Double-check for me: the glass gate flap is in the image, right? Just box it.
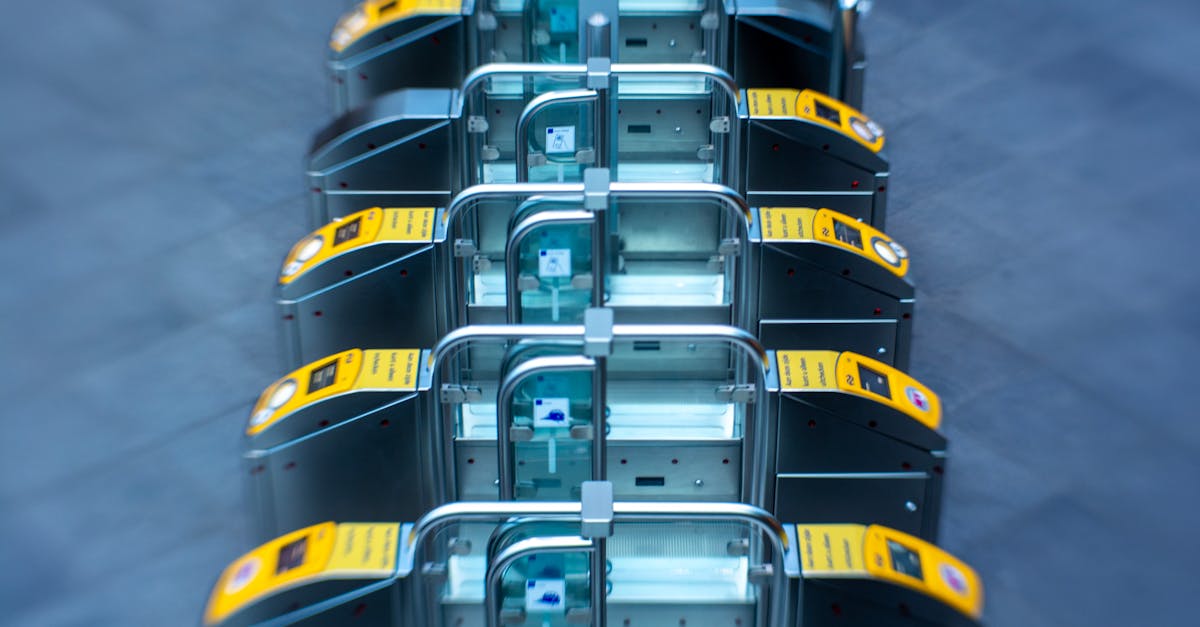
[500,359,596,500]
[509,212,596,324]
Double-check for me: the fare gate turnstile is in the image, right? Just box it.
[327,0,867,113]
[276,181,912,370]
[306,63,886,229]
[203,500,983,627]
[245,320,945,542]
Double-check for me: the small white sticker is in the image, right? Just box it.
[525,578,566,613]
[533,398,571,428]
[249,409,273,428]
[224,557,261,595]
[904,386,931,412]
[538,248,572,278]
[545,126,576,154]
[939,563,970,596]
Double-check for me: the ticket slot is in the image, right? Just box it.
[279,208,389,285]
[756,206,913,367]
[793,526,982,627]
[331,0,464,53]
[246,349,421,445]
[204,523,339,625]
[248,350,365,437]
[277,208,439,368]
[744,90,888,228]
[774,351,946,540]
[863,525,983,621]
[245,351,429,539]
[835,352,941,431]
[746,89,883,152]
[759,207,909,280]
[204,522,404,626]
[277,207,437,370]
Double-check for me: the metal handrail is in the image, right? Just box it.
[455,62,740,115]
[456,63,589,116]
[609,62,739,106]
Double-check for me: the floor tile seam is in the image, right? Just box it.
[7,190,309,310]
[0,399,251,507]
[934,306,1181,433]
[4,521,232,625]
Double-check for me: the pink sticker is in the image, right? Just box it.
[905,386,930,412]
[939,562,969,596]
[225,557,261,595]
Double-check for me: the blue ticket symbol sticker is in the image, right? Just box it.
[224,557,261,595]
[545,126,576,154]
[538,248,572,278]
[534,398,571,428]
[939,563,970,596]
[904,386,931,412]
[526,578,566,613]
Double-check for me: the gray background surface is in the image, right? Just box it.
[0,0,1197,624]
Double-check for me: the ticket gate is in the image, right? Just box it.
[276,181,912,370]
[327,0,867,113]
[307,63,886,229]
[244,319,945,541]
[203,499,983,626]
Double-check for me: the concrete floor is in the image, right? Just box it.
[0,0,1197,625]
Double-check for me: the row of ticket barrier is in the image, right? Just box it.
[203,1,986,625]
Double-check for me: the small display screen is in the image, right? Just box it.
[308,360,339,394]
[887,540,924,580]
[333,217,362,246]
[276,537,309,574]
[833,221,863,248]
[858,364,891,399]
[813,100,842,125]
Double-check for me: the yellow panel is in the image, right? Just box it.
[834,352,941,430]
[204,522,338,625]
[777,350,840,391]
[331,0,464,52]
[811,209,908,277]
[795,524,868,576]
[760,207,909,278]
[327,523,403,576]
[375,208,436,242]
[759,207,818,241]
[794,90,885,152]
[748,88,885,153]
[864,525,984,620]
[746,88,801,117]
[279,208,385,285]
[247,350,366,436]
[354,349,421,390]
